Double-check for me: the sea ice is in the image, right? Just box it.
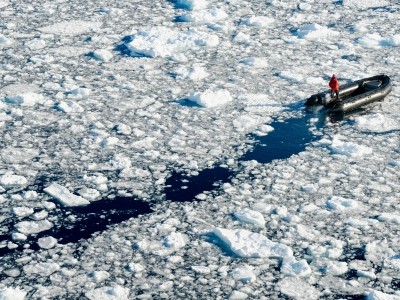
[4,92,44,106]
[56,100,85,113]
[173,64,208,81]
[233,208,265,226]
[176,0,208,10]
[240,57,269,69]
[14,220,53,235]
[180,7,228,24]
[377,213,400,225]
[355,114,400,132]
[366,290,400,300]
[0,287,26,300]
[329,137,372,157]
[38,20,103,36]
[37,236,58,249]
[365,240,395,263]
[93,49,113,62]
[342,0,389,9]
[126,27,219,58]
[23,262,60,277]
[278,277,319,300]
[295,23,339,42]
[0,34,13,46]
[280,257,312,277]
[325,196,359,212]
[88,270,110,283]
[12,207,34,218]
[187,89,233,108]
[85,285,129,300]
[0,174,27,189]
[44,183,90,207]
[242,16,274,27]
[213,227,293,258]
[231,265,256,283]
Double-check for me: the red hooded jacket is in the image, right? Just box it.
[329,75,339,92]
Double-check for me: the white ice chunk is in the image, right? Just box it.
[88,271,110,283]
[176,0,208,10]
[377,213,400,225]
[11,232,27,241]
[12,207,34,218]
[281,257,312,277]
[240,57,268,69]
[23,262,60,277]
[78,188,101,201]
[0,174,28,188]
[37,236,58,249]
[213,228,293,258]
[365,240,395,263]
[70,87,91,98]
[231,265,256,283]
[230,291,248,300]
[56,100,84,113]
[324,261,348,276]
[242,16,274,27]
[14,220,53,235]
[233,115,264,132]
[26,39,46,50]
[357,33,400,49]
[180,7,228,24]
[137,232,186,256]
[234,208,265,226]
[366,290,400,300]
[163,232,186,249]
[191,265,211,274]
[295,23,339,42]
[4,92,44,106]
[384,254,400,270]
[174,64,208,81]
[342,0,389,9]
[85,285,129,300]
[326,196,359,212]
[0,34,13,46]
[93,49,113,62]
[24,191,39,200]
[39,21,102,36]
[188,89,232,108]
[239,94,283,113]
[127,263,145,273]
[126,27,219,58]
[44,183,90,207]
[278,277,319,300]
[329,137,372,157]
[0,287,27,300]
[355,114,400,132]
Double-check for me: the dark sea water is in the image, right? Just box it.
[1,114,319,254]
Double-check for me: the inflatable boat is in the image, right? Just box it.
[305,75,392,113]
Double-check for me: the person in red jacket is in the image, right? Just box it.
[329,74,339,101]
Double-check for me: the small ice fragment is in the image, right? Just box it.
[231,265,256,283]
[37,236,58,249]
[234,208,265,226]
[0,174,28,188]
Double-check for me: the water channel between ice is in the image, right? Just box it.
[1,113,322,255]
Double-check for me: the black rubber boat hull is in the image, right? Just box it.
[305,75,392,113]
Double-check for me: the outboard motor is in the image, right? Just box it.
[305,94,320,106]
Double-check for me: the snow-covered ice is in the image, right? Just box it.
[1,0,400,298]
[44,183,90,207]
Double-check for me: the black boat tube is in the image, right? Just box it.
[332,75,392,113]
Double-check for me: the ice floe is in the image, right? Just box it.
[44,183,90,207]
[126,27,219,58]
[295,23,339,42]
[329,136,373,157]
[38,20,103,36]
[0,287,26,300]
[187,89,233,108]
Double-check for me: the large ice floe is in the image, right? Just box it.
[0,0,400,299]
